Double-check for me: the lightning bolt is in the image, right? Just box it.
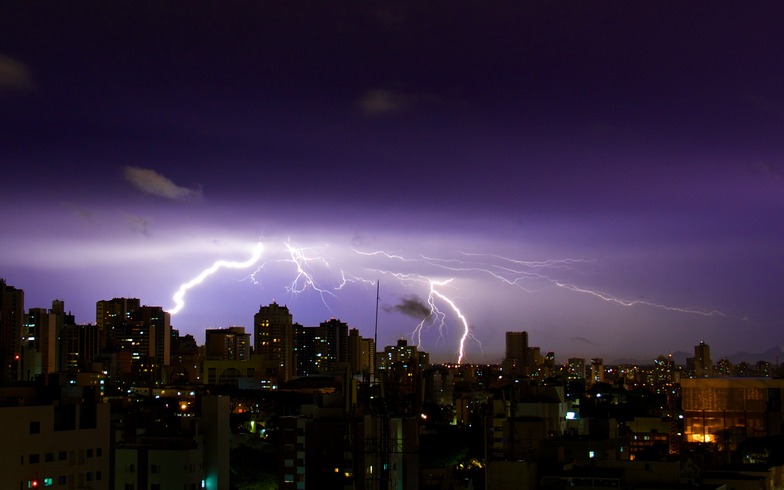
[428,279,478,364]
[168,240,746,365]
[281,241,337,309]
[169,242,264,314]
[552,281,742,319]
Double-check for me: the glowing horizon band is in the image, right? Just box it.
[169,242,264,314]
[166,240,745,365]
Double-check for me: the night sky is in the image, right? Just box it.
[2,2,783,363]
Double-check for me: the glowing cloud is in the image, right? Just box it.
[123,166,202,201]
[0,53,32,91]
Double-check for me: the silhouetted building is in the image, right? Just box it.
[254,302,295,384]
[21,307,57,381]
[96,297,140,350]
[377,338,429,371]
[96,300,171,381]
[169,330,200,383]
[503,331,528,376]
[205,326,251,361]
[0,386,110,489]
[114,395,229,490]
[59,323,100,372]
[293,319,350,376]
[568,357,586,380]
[0,279,24,382]
[349,328,375,378]
[694,340,713,378]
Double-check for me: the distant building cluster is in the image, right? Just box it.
[2,277,784,489]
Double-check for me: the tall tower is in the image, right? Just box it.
[254,303,294,383]
[21,307,58,381]
[504,331,528,376]
[320,318,349,368]
[694,341,713,378]
[132,305,171,368]
[0,279,24,382]
[590,358,605,385]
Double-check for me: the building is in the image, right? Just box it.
[503,331,528,376]
[348,328,375,378]
[681,377,784,450]
[59,322,100,372]
[169,330,200,383]
[95,300,171,381]
[96,297,141,350]
[294,319,350,376]
[693,341,713,378]
[21,307,58,381]
[0,279,24,382]
[254,302,295,383]
[567,358,586,380]
[590,358,605,385]
[205,326,251,361]
[114,395,229,490]
[0,386,110,490]
[377,338,429,371]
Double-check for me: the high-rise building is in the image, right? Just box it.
[0,279,24,382]
[694,341,713,378]
[169,331,200,383]
[254,303,294,383]
[21,307,58,381]
[590,358,605,385]
[504,330,539,376]
[567,358,586,380]
[205,326,251,361]
[319,318,349,368]
[349,328,375,377]
[96,299,170,380]
[131,305,171,368]
[293,319,350,376]
[96,297,141,350]
[59,323,100,372]
[505,331,528,364]
[377,338,429,371]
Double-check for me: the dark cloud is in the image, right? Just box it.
[384,295,431,319]
[571,337,594,345]
[125,213,151,237]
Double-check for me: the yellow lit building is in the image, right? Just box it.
[681,378,784,449]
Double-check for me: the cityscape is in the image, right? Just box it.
[3,277,784,489]
[2,2,784,489]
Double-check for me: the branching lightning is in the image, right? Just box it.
[169,240,745,364]
[281,242,336,309]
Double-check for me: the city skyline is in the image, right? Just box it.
[1,3,783,363]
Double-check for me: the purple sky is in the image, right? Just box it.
[1,2,783,363]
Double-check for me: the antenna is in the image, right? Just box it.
[373,280,379,383]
